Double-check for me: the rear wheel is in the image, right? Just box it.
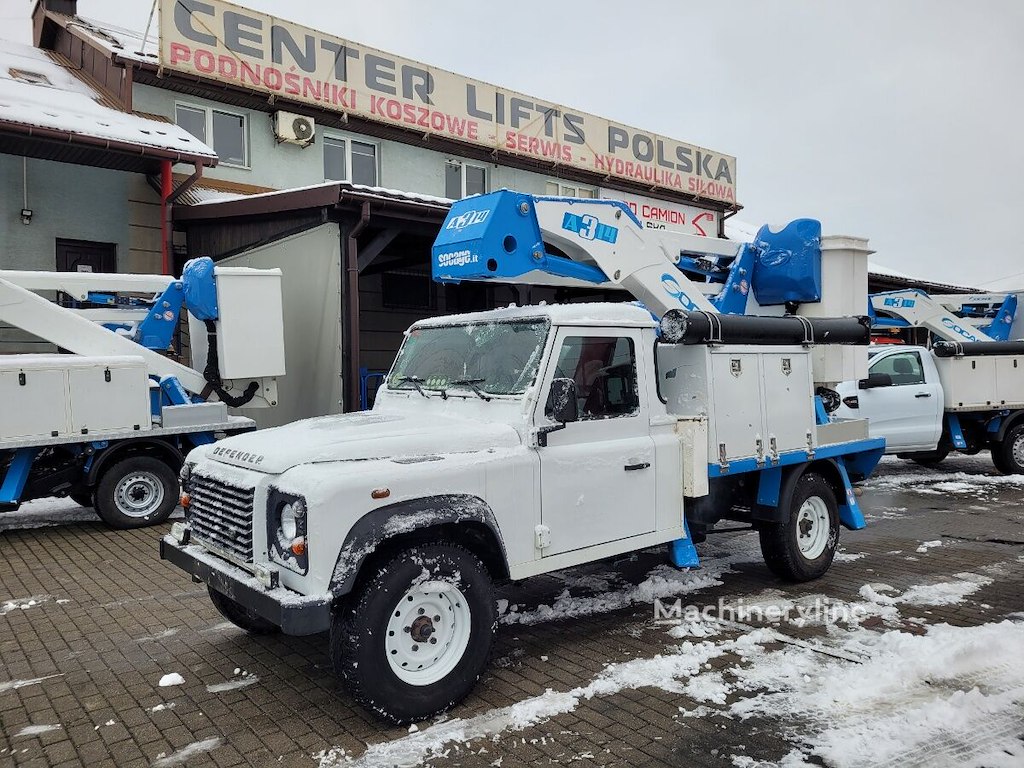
[760,472,839,582]
[95,456,178,529]
[207,587,279,635]
[331,542,496,724]
[993,425,1024,475]
[68,489,93,508]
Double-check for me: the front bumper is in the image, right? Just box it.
[160,536,331,636]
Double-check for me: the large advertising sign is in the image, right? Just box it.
[159,0,737,204]
[600,190,721,237]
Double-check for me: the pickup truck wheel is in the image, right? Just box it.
[759,473,839,583]
[331,543,496,724]
[901,447,950,467]
[207,586,279,634]
[94,456,179,529]
[993,425,1024,475]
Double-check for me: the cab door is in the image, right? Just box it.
[534,328,657,556]
[859,349,942,451]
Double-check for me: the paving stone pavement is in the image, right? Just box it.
[0,455,1022,767]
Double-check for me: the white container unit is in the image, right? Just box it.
[0,355,151,442]
[934,354,1024,411]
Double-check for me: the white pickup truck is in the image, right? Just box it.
[834,344,1024,473]
[162,300,884,723]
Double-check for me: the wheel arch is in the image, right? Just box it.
[753,460,845,524]
[87,438,185,486]
[995,410,1024,444]
[329,494,509,599]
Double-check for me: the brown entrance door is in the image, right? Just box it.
[55,239,117,274]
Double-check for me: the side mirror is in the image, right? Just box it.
[858,372,893,390]
[545,377,579,424]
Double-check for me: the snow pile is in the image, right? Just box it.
[13,724,63,737]
[330,639,730,768]
[730,621,1024,768]
[158,673,184,687]
[206,670,259,693]
[151,737,224,767]
[0,595,52,616]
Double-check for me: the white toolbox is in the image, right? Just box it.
[0,355,151,442]
[934,354,1024,411]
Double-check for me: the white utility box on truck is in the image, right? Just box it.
[0,259,285,529]
[162,191,884,724]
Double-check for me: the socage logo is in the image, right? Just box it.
[437,250,479,268]
[446,209,489,231]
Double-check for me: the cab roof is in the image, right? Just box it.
[412,302,658,329]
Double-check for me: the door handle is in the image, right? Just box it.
[915,393,932,398]
[624,462,650,471]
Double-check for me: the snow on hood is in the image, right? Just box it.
[205,412,520,474]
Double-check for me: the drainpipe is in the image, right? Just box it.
[160,160,173,275]
[343,202,371,412]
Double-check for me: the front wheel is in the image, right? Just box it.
[759,472,840,582]
[95,456,179,529]
[993,425,1024,475]
[331,543,496,724]
[208,587,279,635]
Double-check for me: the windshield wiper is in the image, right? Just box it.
[398,376,429,398]
[451,378,492,402]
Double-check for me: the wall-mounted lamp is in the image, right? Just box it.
[21,208,33,225]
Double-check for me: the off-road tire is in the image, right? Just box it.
[993,425,1024,475]
[69,489,94,508]
[207,586,279,634]
[94,456,178,529]
[759,472,840,582]
[331,542,496,724]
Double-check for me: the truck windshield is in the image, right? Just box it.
[388,319,550,396]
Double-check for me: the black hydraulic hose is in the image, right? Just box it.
[202,320,260,408]
[933,340,1024,357]
[661,310,872,346]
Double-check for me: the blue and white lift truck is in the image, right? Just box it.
[162,191,884,722]
[0,260,284,528]
[836,288,1024,472]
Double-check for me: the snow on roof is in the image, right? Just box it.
[70,15,158,64]
[0,39,215,161]
[413,302,656,329]
[185,180,452,210]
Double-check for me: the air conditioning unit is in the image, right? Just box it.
[273,111,315,146]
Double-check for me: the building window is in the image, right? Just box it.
[324,137,379,186]
[545,181,596,198]
[175,103,248,167]
[445,161,488,199]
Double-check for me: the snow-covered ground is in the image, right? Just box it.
[0,497,183,532]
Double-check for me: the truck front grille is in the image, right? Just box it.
[186,472,255,564]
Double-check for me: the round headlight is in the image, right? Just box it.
[179,463,192,485]
[280,503,298,540]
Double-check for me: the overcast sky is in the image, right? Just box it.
[4,1,1023,289]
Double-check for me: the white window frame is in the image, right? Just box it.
[446,160,488,199]
[546,180,596,198]
[323,134,380,186]
[175,101,249,169]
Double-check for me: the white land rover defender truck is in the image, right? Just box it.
[161,191,883,723]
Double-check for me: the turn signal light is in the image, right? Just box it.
[290,537,307,556]
[371,488,391,499]
[180,492,191,508]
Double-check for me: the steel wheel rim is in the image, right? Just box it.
[1013,433,1024,468]
[114,472,164,518]
[796,496,830,559]
[385,580,471,686]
